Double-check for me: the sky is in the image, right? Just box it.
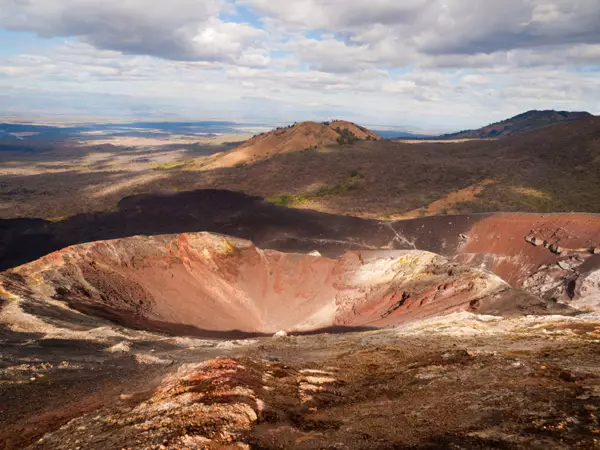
[0,0,599,131]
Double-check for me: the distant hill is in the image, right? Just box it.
[197,114,600,219]
[372,130,431,139]
[207,120,380,168]
[438,110,593,140]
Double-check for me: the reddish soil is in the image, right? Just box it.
[1,190,599,311]
[207,120,380,168]
[458,213,600,287]
[1,233,551,338]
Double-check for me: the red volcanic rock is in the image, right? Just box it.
[0,233,544,337]
[532,238,545,247]
[34,357,269,449]
[549,244,563,255]
[458,213,600,288]
[457,214,600,307]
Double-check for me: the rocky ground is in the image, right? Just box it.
[2,311,600,449]
[1,199,599,449]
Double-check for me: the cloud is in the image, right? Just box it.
[247,0,600,69]
[246,0,600,49]
[2,0,599,70]
[0,0,599,129]
[283,36,375,73]
[242,0,430,29]
[417,0,600,55]
[0,0,267,64]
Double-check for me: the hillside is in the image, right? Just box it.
[200,114,600,218]
[2,115,600,221]
[439,110,592,139]
[205,120,380,168]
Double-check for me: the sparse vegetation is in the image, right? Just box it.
[153,160,191,171]
[266,171,366,208]
[335,127,359,145]
[267,194,309,207]
[2,116,599,220]
[267,195,291,205]
[47,215,69,223]
[439,110,592,140]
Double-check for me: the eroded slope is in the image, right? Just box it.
[205,120,380,168]
[0,232,549,337]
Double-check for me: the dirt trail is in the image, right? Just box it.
[399,179,497,219]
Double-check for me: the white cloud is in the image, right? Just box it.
[248,0,600,69]
[242,0,430,29]
[461,74,491,86]
[247,0,600,50]
[0,0,268,64]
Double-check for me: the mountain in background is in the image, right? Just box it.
[437,110,593,140]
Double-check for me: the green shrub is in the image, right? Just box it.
[336,128,359,145]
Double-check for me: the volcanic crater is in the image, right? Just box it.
[2,203,600,450]
[0,232,548,338]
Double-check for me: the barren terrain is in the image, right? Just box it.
[1,205,599,448]
[3,244,600,449]
[2,116,600,449]
[438,110,592,139]
[1,116,599,220]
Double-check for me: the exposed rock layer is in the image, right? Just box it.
[0,233,548,337]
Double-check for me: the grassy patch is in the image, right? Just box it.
[47,215,69,223]
[267,195,310,207]
[267,171,365,208]
[335,127,359,145]
[267,195,292,206]
[315,171,365,197]
[153,160,192,171]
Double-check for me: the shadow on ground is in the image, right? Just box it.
[0,189,480,271]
